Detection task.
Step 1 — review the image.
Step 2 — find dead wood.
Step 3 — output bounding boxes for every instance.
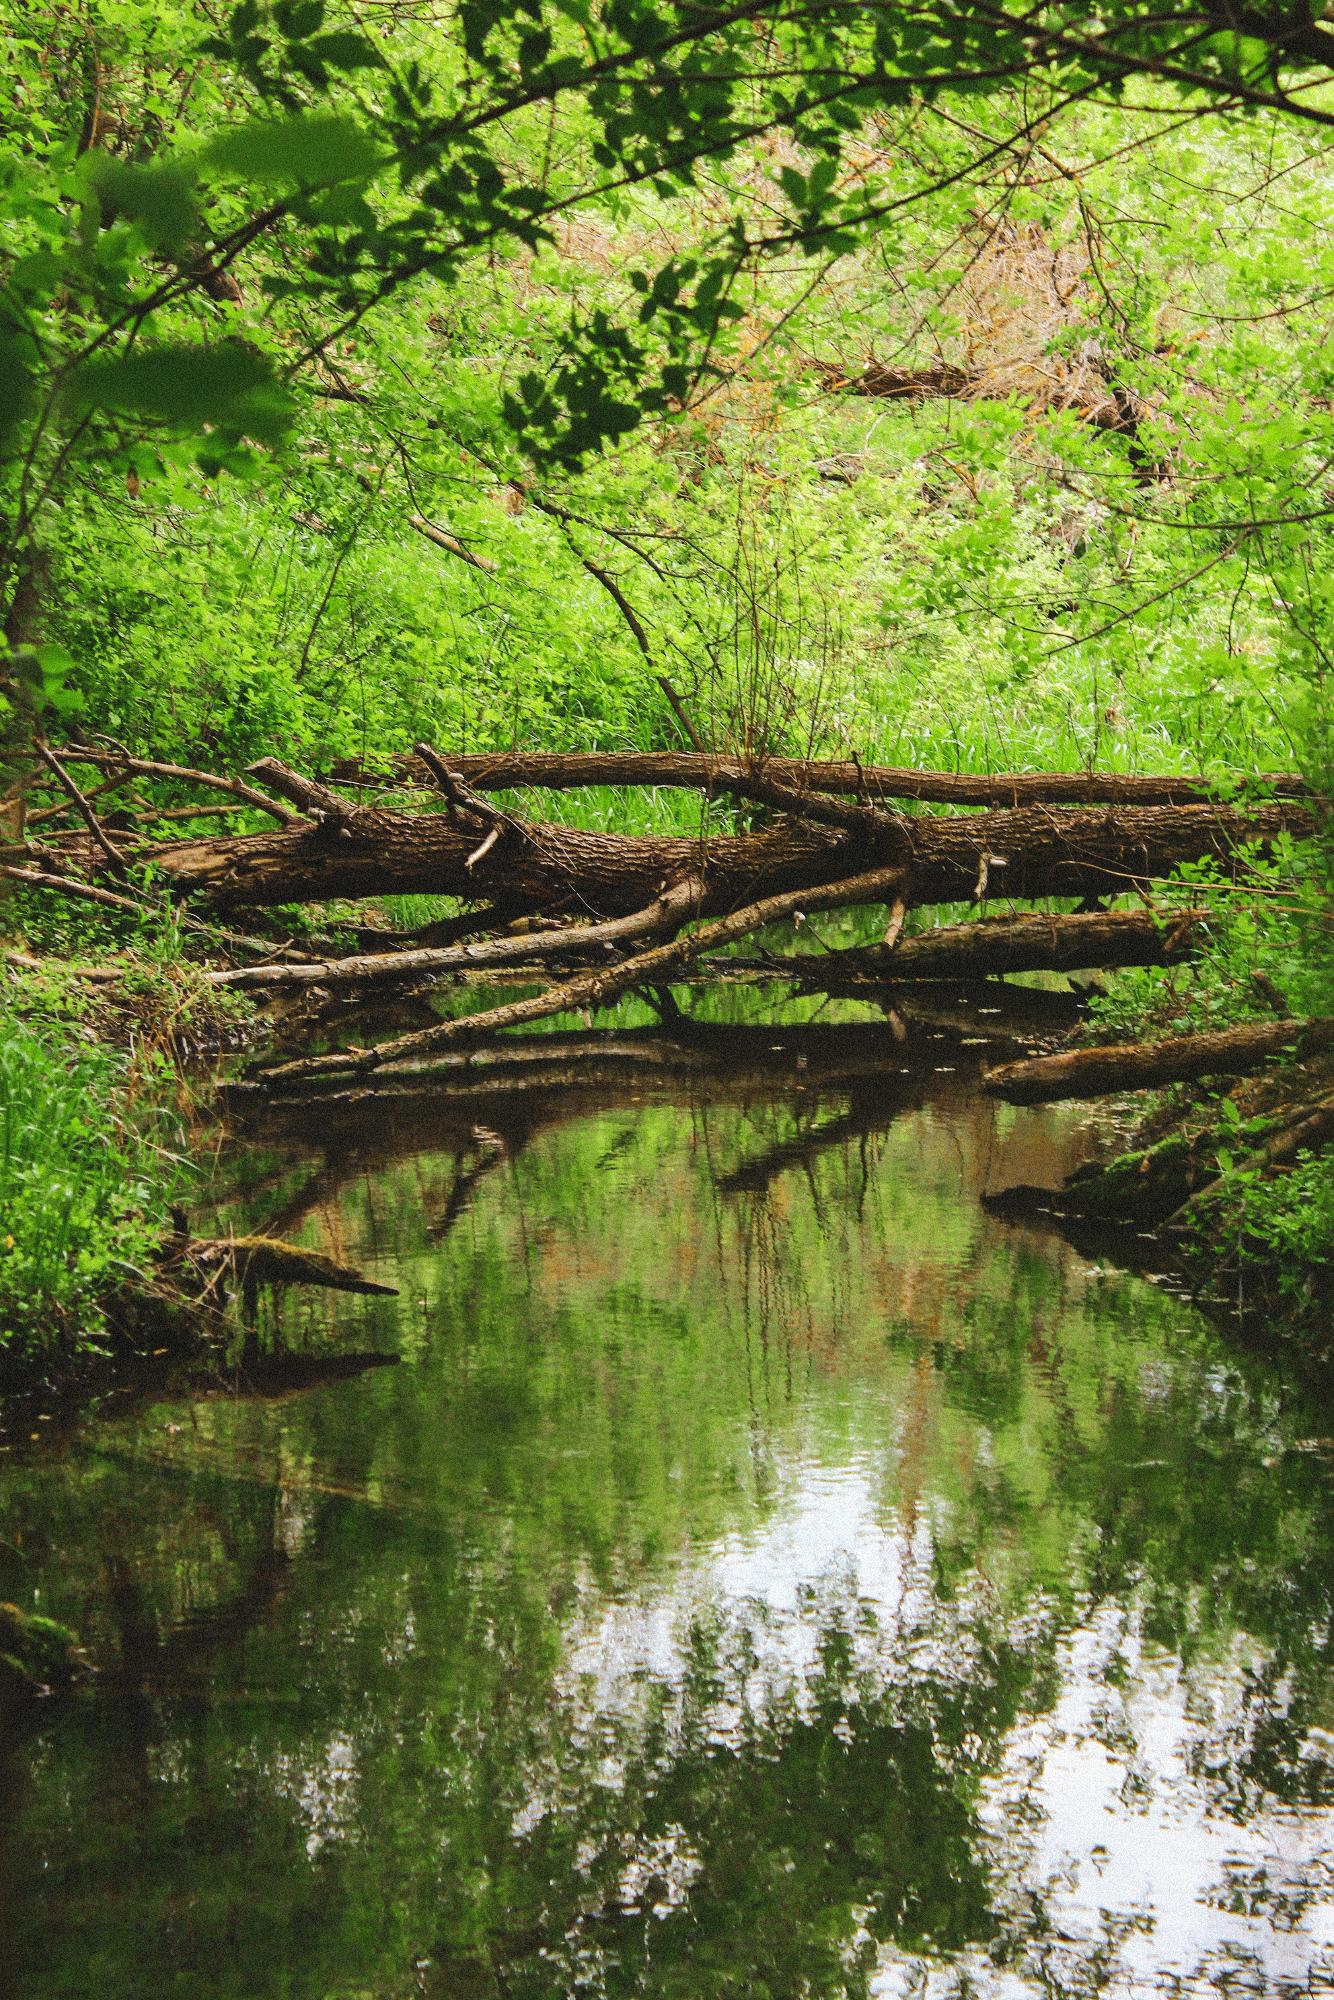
[814,357,1146,440]
[207,876,707,991]
[408,511,498,575]
[1170,1091,1334,1229]
[0,863,148,915]
[338,749,1309,809]
[983,1016,1334,1104]
[768,908,1205,984]
[181,1234,398,1296]
[258,863,909,1087]
[223,903,1207,999]
[33,746,127,870]
[117,796,1313,916]
[47,748,296,823]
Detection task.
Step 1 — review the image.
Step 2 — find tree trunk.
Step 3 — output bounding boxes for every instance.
[131,798,1313,915]
[773,908,1205,983]
[333,748,1309,809]
[983,1016,1334,1104]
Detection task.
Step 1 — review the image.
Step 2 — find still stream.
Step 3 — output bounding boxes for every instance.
[2,994,1332,1997]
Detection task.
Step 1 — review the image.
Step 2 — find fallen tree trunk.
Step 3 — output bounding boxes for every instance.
[983,1016,1334,1104]
[126,797,1313,916]
[259,863,909,1088]
[206,878,708,991]
[1172,1091,1334,1229]
[209,903,1206,996]
[813,357,1147,440]
[985,1079,1334,1241]
[334,749,1309,809]
[769,908,1205,985]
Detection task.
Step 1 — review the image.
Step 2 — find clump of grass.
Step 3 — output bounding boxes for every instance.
[0,1004,186,1374]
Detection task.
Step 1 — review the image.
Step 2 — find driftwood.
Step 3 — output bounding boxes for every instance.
[984,1016,1334,1104]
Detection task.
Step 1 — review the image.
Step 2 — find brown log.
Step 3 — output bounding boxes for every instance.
[126,798,1313,916]
[983,1016,1334,1104]
[207,877,707,991]
[334,749,1310,810]
[259,863,908,1087]
[814,357,1145,438]
[776,908,1205,984]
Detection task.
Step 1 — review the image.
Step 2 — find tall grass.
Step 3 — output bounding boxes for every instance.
[0,1007,183,1371]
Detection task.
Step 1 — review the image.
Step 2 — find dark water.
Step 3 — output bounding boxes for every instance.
[2,1000,1333,1998]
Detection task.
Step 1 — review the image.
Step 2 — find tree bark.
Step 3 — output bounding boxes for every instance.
[770,908,1205,984]
[128,797,1313,915]
[983,1016,1334,1104]
[333,749,1309,809]
[208,877,707,990]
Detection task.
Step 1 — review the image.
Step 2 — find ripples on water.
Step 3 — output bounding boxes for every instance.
[2,1000,1332,1998]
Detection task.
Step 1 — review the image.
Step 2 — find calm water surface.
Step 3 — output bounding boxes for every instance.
[2,1004,1333,1998]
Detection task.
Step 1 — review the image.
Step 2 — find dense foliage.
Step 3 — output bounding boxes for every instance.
[0,1002,184,1366]
[0,0,1330,1355]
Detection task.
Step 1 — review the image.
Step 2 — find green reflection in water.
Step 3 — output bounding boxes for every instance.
[2,1021,1333,1999]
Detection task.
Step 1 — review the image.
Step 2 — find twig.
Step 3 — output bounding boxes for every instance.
[464,824,503,872]
[656,675,709,755]
[0,864,147,915]
[74,746,296,824]
[408,511,498,575]
[36,742,126,873]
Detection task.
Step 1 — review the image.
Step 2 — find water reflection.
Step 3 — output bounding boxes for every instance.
[2,1001,1333,1997]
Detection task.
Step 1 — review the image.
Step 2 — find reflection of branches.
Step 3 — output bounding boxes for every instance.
[716,1087,913,1198]
[428,1137,510,1243]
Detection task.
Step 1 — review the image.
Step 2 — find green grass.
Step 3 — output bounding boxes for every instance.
[0,1005,185,1374]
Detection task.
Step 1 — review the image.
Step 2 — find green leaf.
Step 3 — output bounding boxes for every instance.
[0,322,34,453]
[68,344,293,447]
[201,112,382,192]
[307,30,383,69]
[82,157,198,254]
[275,0,325,32]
